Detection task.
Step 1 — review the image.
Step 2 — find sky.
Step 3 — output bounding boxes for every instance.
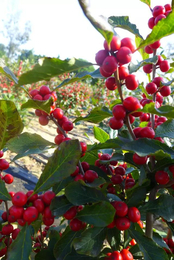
[0,0,173,63]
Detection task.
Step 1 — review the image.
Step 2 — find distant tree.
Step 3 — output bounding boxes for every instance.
[0,43,6,57]
[18,49,44,64]
[1,11,31,59]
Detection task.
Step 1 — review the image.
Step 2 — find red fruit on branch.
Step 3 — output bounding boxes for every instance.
[155,170,169,185]
[125,74,139,90]
[95,49,109,65]
[123,96,141,111]
[120,249,133,260]
[116,47,132,65]
[112,201,128,217]
[133,153,147,165]
[12,192,27,207]
[109,117,124,130]
[105,77,117,91]
[115,217,131,230]
[63,206,78,220]
[128,207,141,222]
[112,104,126,120]
[102,56,118,74]
[69,218,83,231]
[84,170,98,183]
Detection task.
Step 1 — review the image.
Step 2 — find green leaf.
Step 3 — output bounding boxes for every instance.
[73,227,106,257]
[80,148,99,165]
[129,227,168,260]
[137,11,174,50]
[126,186,147,207]
[50,195,73,217]
[106,227,121,251]
[35,249,56,260]
[64,248,96,260]
[7,225,33,260]
[78,0,114,44]
[0,178,11,201]
[6,133,55,160]
[135,36,149,60]
[54,228,82,259]
[65,181,107,205]
[128,55,158,74]
[153,231,171,251]
[93,126,109,143]
[172,0,174,9]
[167,222,174,236]
[0,60,18,84]
[77,201,115,227]
[121,138,174,158]
[34,140,81,193]
[140,194,174,222]
[0,100,24,150]
[142,102,174,118]
[108,16,143,39]
[74,106,112,124]
[89,138,123,151]
[53,176,73,195]
[155,119,174,139]
[55,69,103,89]
[139,0,151,7]
[21,98,53,114]
[18,57,93,85]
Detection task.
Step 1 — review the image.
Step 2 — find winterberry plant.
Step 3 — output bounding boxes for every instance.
[1,0,174,259]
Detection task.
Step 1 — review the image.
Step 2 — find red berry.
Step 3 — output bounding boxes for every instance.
[118,66,129,80]
[54,134,65,145]
[164,4,171,12]
[144,45,153,54]
[128,207,141,222]
[125,74,139,90]
[26,190,38,202]
[62,121,73,131]
[43,206,54,219]
[63,206,77,220]
[3,174,14,184]
[71,166,79,177]
[123,96,141,111]
[81,161,90,172]
[0,159,9,170]
[39,85,51,96]
[120,249,133,260]
[112,201,128,217]
[80,142,87,153]
[35,109,42,117]
[154,14,166,25]
[23,206,39,223]
[109,117,124,130]
[112,104,126,120]
[95,49,109,65]
[115,217,130,230]
[133,153,147,165]
[146,82,157,94]
[1,212,7,221]
[43,217,55,226]
[12,228,20,240]
[102,56,118,74]
[12,192,27,207]
[42,191,55,205]
[150,40,161,50]
[115,166,126,175]
[100,154,111,160]
[108,251,123,260]
[140,113,150,122]
[148,17,155,29]
[121,37,135,52]
[69,218,83,231]
[159,60,170,72]
[29,89,39,97]
[9,205,24,219]
[33,199,45,213]
[0,151,4,158]
[160,86,171,97]
[111,174,123,184]
[105,77,117,91]
[17,218,26,226]
[143,64,153,74]
[74,174,84,182]
[155,170,169,185]
[33,94,43,100]
[84,170,98,183]
[99,66,113,77]
[152,5,165,18]
[153,76,164,87]
[109,36,121,52]
[52,108,63,120]
[2,224,13,235]
[39,115,49,126]
[116,47,132,64]
[43,94,52,100]
[139,127,155,139]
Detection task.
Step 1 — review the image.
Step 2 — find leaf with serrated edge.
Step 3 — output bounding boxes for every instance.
[77,201,115,227]
[50,195,73,217]
[108,16,143,39]
[155,119,174,138]
[0,59,18,84]
[128,228,168,260]
[34,140,81,193]
[140,0,151,7]
[65,181,107,205]
[18,57,93,85]
[7,225,33,260]
[93,126,109,143]
[137,11,174,50]
[6,132,55,160]
[0,100,24,150]
[0,178,11,201]
[73,227,106,257]
[128,55,158,73]
[135,36,149,60]
[21,98,53,114]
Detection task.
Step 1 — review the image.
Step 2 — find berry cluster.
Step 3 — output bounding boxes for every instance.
[71,161,98,183]
[105,248,133,260]
[163,237,174,254]
[108,201,141,231]
[0,151,13,185]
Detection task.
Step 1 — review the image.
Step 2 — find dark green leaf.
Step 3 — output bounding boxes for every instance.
[155,119,174,139]
[21,98,53,114]
[0,100,24,150]
[77,201,115,227]
[153,231,171,251]
[106,227,120,251]
[74,106,112,124]
[0,178,11,201]
[129,228,168,260]
[6,132,55,160]
[18,57,93,85]
[167,222,174,236]
[55,69,103,89]
[89,138,123,151]
[54,228,82,259]
[50,195,73,217]
[140,194,174,222]
[73,227,106,256]
[80,148,99,165]
[53,176,73,194]
[7,225,33,260]
[84,177,106,188]
[65,181,107,205]
[35,249,56,260]
[108,16,143,39]
[93,126,109,143]
[137,11,174,50]
[78,0,114,44]
[64,248,96,260]
[126,186,147,207]
[139,0,151,7]
[128,56,158,74]
[34,140,81,193]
